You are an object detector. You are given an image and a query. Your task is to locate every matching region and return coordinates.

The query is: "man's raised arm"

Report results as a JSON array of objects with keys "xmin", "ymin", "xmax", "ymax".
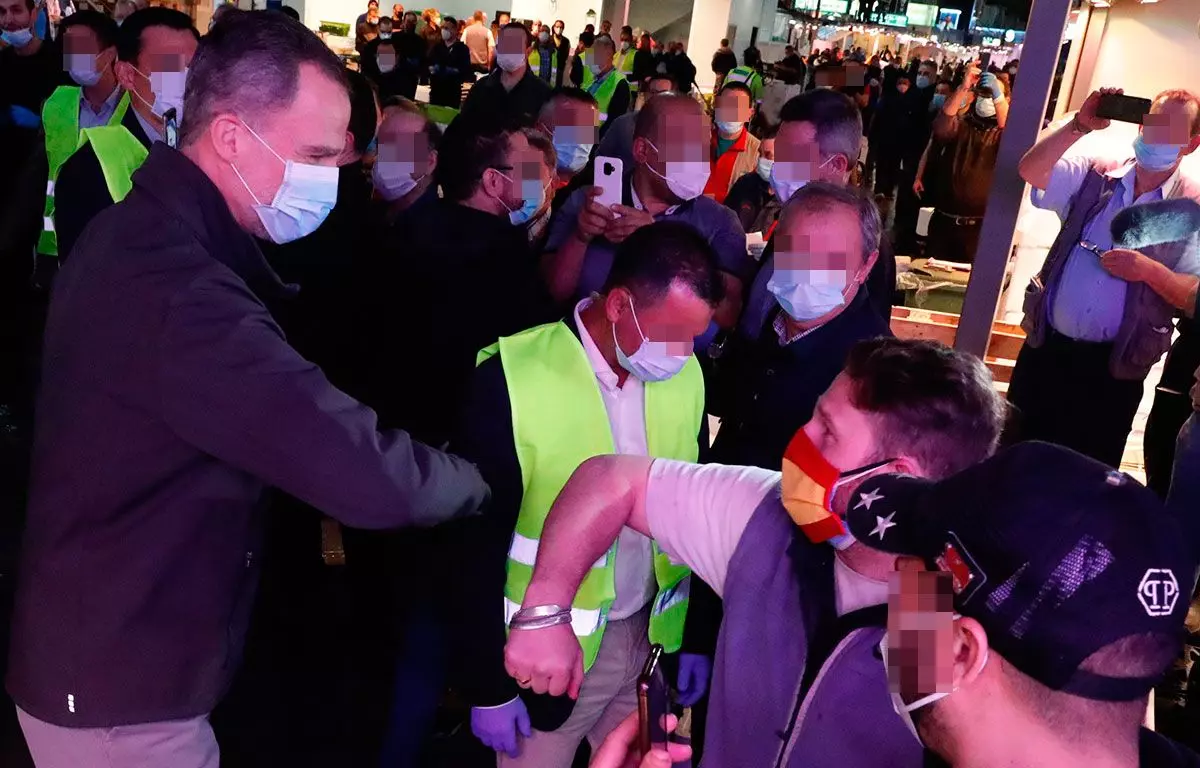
[{"xmin": 502, "ymin": 455, "xmax": 654, "ymax": 699}]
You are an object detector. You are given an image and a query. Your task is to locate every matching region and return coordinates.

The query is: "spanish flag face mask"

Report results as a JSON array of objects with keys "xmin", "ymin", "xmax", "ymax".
[{"xmin": 781, "ymin": 429, "xmax": 896, "ymax": 550}]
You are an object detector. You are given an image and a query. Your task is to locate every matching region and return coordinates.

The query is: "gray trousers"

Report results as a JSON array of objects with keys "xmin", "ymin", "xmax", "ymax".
[
  {"xmin": 17, "ymin": 707, "xmax": 219, "ymax": 768},
  {"xmin": 499, "ymin": 608, "xmax": 650, "ymax": 768}
]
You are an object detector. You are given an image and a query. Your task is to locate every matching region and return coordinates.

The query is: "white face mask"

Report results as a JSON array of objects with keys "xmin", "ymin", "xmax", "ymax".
[
  {"xmin": 66, "ymin": 52, "xmax": 107, "ymax": 87},
  {"xmin": 716, "ymin": 120, "xmax": 743, "ymax": 137},
  {"xmin": 372, "ymin": 159, "xmax": 422, "ymax": 201},
  {"xmin": 644, "ymin": 138, "xmax": 710, "ymax": 202},
  {"xmin": 767, "ymin": 266, "xmax": 854, "ymax": 321},
  {"xmin": 757, "ymin": 157, "xmax": 774, "ymax": 183},
  {"xmin": 974, "ymin": 98, "xmax": 996, "ymax": 118},
  {"xmin": 496, "ymin": 52, "xmax": 526, "ymax": 72},
  {"xmin": 131, "ymin": 65, "xmax": 188, "ymax": 122},
  {"xmin": 879, "ymin": 632, "xmax": 989, "ymax": 745},
  {"xmin": 441, "ymin": 28, "xmax": 454, "ymax": 41},
  {"xmin": 613, "ymin": 298, "xmax": 692, "ymax": 382},
  {"xmin": 231, "ymin": 120, "xmax": 340, "ymax": 244},
  {"xmin": 769, "ymin": 155, "xmax": 836, "ymax": 201}
]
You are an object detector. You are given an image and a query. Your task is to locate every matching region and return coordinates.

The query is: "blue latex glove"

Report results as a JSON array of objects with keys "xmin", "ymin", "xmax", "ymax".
[
  {"xmin": 471, "ymin": 698, "xmax": 532, "ymax": 759},
  {"xmin": 9, "ymin": 105, "xmax": 41, "ymax": 129},
  {"xmin": 676, "ymin": 653, "xmax": 712, "ymax": 708},
  {"xmin": 977, "ymin": 72, "xmax": 1001, "ymax": 99}
]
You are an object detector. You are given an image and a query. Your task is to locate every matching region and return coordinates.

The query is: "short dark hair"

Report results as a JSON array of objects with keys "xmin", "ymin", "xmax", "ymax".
[
  {"xmin": 435, "ymin": 115, "xmax": 522, "ymax": 201},
  {"xmin": 525, "ymin": 127, "xmax": 556, "ymax": 169},
  {"xmin": 279, "ymin": 5, "xmax": 300, "ymax": 20},
  {"xmin": 345, "ymin": 69, "xmax": 378, "ymax": 154},
  {"xmin": 779, "ymin": 89, "xmax": 862, "ymax": 165},
  {"xmin": 844, "ymin": 337, "xmax": 1005, "ymax": 480},
  {"xmin": 635, "ymin": 92, "xmax": 701, "ymax": 141},
  {"xmin": 603, "ymin": 221, "xmax": 725, "ymax": 309},
  {"xmin": 720, "ymin": 37, "xmax": 729, "ymax": 46},
  {"xmin": 182, "ymin": 10, "xmax": 347, "ymax": 147},
  {"xmin": 579, "ymin": 30, "xmax": 594, "ymax": 46},
  {"xmin": 116, "ymin": 7, "xmax": 198, "ymax": 63},
  {"xmin": 60, "ymin": 9, "xmax": 119, "ymax": 50},
  {"xmin": 621, "ymin": 25, "xmax": 632, "ymax": 36},
  {"xmin": 443, "ymin": 15, "xmax": 457, "ymax": 27},
  {"xmin": 500, "ymin": 20, "xmax": 530, "ymax": 46},
  {"xmin": 718, "ymin": 81, "xmax": 753, "ymax": 102},
  {"xmin": 647, "ymin": 73, "xmax": 677, "ymax": 91},
  {"xmin": 381, "ymin": 96, "xmax": 443, "ymax": 149}
]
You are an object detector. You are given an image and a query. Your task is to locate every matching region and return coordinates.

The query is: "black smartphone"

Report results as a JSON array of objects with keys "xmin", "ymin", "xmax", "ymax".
[
  {"xmin": 637, "ymin": 644, "xmax": 668, "ymax": 755},
  {"xmin": 977, "ymin": 52, "xmax": 991, "ymax": 72},
  {"xmin": 1096, "ymin": 93, "xmax": 1152, "ymax": 125}
]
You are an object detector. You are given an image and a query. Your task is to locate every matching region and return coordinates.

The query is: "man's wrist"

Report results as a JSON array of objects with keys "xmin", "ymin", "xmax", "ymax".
[{"xmin": 1071, "ymin": 114, "xmax": 1093, "ymax": 135}]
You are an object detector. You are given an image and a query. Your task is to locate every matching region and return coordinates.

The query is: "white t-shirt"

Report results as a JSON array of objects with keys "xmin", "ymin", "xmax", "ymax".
[{"xmin": 645, "ymin": 459, "xmax": 888, "ymax": 614}]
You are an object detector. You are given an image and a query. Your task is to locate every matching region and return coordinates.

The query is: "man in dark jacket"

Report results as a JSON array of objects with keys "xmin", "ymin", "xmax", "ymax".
[
  {"xmin": 54, "ymin": 7, "xmax": 200, "ymax": 261},
  {"xmin": 460, "ymin": 22, "xmax": 552, "ymax": 124},
  {"xmin": 8, "ymin": 13, "xmax": 488, "ymax": 766},
  {"xmin": 710, "ymin": 38, "xmax": 736, "ymax": 91},
  {"xmin": 428, "ymin": 15, "xmax": 471, "ymax": 107}
]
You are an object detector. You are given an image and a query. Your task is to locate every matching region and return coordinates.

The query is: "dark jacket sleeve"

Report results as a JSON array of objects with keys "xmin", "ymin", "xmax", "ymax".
[
  {"xmin": 444, "ymin": 356, "xmax": 524, "ymax": 707},
  {"xmin": 866, "ymin": 231, "xmax": 896, "ymax": 324},
  {"xmin": 156, "ymin": 263, "xmax": 489, "ymax": 530},
  {"xmin": 54, "ymin": 146, "xmax": 113, "ymax": 263},
  {"xmin": 607, "ymin": 81, "xmax": 630, "ymax": 125},
  {"xmin": 681, "ymin": 576, "xmax": 723, "ymax": 656},
  {"xmin": 455, "ymin": 43, "xmax": 473, "ymax": 83}
]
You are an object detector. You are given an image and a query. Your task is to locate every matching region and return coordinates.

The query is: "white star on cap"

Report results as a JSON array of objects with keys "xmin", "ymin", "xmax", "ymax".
[
  {"xmin": 870, "ymin": 512, "xmax": 897, "ymax": 540},
  {"xmin": 855, "ymin": 489, "xmax": 884, "ymax": 511}
]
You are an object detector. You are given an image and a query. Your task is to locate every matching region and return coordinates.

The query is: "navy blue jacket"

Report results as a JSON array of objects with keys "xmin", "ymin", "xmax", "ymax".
[{"xmin": 8, "ymin": 145, "xmax": 489, "ymax": 727}]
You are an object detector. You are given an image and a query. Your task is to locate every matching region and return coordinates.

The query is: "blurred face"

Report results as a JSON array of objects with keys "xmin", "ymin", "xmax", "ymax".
[
  {"xmin": 378, "ymin": 17, "xmax": 392, "ymax": 34},
  {"xmin": 759, "ymin": 136, "xmax": 775, "ymax": 161},
  {"xmin": 212, "ymin": 63, "xmax": 350, "ymax": 238},
  {"xmin": 0, "ymin": 0, "xmax": 32, "ymax": 33},
  {"xmin": 935, "ymin": 82, "xmax": 951, "ymax": 97},
  {"xmin": 553, "ymin": 22, "xmax": 563, "ymax": 35},
  {"xmin": 714, "ymin": 87, "xmax": 752, "ymax": 128},
  {"xmin": 479, "ymin": 132, "xmax": 543, "ymax": 214},
  {"xmin": 442, "ymin": 20, "xmax": 457, "ymax": 38},
  {"xmin": 63, "ymin": 24, "xmax": 116, "ymax": 80},
  {"xmin": 647, "ymin": 76, "xmax": 674, "ymax": 97},
  {"xmin": 632, "ymin": 102, "xmax": 709, "ymax": 199},
  {"xmin": 403, "ymin": 12, "xmax": 416, "ymax": 29},
  {"xmin": 497, "ymin": 26, "xmax": 527, "ymax": 55},
  {"xmin": 376, "ymin": 42, "xmax": 396, "ymax": 69},
  {"xmin": 377, "ymin": 108, "xmax": 436, "ymax": 178},
  {"xmin": 1141, "ymin": 99, "xmax": 1200, "ymax": 159},
  {"xmin": 593, "ymin": 41, "xmax": 614, "ymax": 69},
  {"xmin": 775, "ymin": 119, "xmax": 851, "ymax": 185},
  {"xmin": 918, "ymin": 64, "xmax": 936, "ymax": 81},
  {"xmin": 600, "ymin": 20, "xmax": 610, "ymax": 33},
  {"xmin": 896, "ymin": 78, "xmax": 910, "ymax": 94},
  {"xmin": 607, "ymin": 283, "xmax": 714, "ymax": 362},
  {"xmin": 542, "ymin": 98, "xmax": 598, "ymax": 137},
  {"xmin": 115, "ymin": 25, "xmax": 199, "ymax": 118}
]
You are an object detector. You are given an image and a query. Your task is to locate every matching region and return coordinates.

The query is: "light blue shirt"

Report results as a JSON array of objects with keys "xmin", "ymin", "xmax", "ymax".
[
  {"xmin": 132, "ymin": 108, "xmax": 164, "ymax": 145},
  {"xmin": 77, "ymin": 86, "xmax": 123, "ymax": 130},
  {"xmin": 1031, "ymin": 157, "xmax": 1181, "ymax": 342}
]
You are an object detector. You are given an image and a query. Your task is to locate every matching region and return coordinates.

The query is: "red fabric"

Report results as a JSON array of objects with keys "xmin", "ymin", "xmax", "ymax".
[{"xmin": 702, "ymin": 128, "xmax": 748, "ymax": 204}]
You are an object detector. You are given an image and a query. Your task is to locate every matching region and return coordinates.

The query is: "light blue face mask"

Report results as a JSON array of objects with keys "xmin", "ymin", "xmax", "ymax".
[
  {"xmin": 553, "ymin": 138, "xmax": 593, "ymax": 173},
  {"xmin": 613, "ymin": 298, "xmax": 691, "ymax": 382},
  {"xmin": 231, "ymin": 120, "xmax": 340, "ymax": 244},
  {"xmin": 974, "ymin": 98, "xmax": 996, "ymax": 119},
  {"xmin": 929, "ymin": 93, "xmax": 947, "ymax": 113},
  {"xmin": 1133, "ymin": 133, "xmax": 1183, "ymax": 172},
  {"xmin": 498, "ymin": 172, "xmax": 546, "ymax": 226},
  {"xmin": 915, "ymin": 75, "xmax": 931, "ymax": 90},
  {"xmin": 1, "ymin": 27, "xmax": 34, "ymax": 47},
  {"xmin": 716, "ymin": 120, "xmax": 744, "ymax": 136}
]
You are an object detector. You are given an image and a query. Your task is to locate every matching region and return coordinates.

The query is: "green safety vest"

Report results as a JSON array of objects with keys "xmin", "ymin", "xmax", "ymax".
[
  {"xmin": 724, "ymin": 65, "xmax": 764, "ymax": 103},
  {"xmin": 478, "ymin": 320, "xmax": 700, "ymax": 671},
  {"xmin": 615, "ymin": 46, "xmax": 637, "ymax": 91},
  {"xmin": 39, "ymin": 86, "xmax": 131, "ymax": 257},
  {"xmin": 421, "ymin": 102, "xmax": 459, "ymax": 132},
  {"xmin": 75, "ymin": 125, "xmax": 150, "ymax": 204},
  {"xmin": 581, "ymin": 67, "xmax": 623, "ymax": 125},
  {"xmin": 528, "ymin": 47, "xmax": 558, "ymax": 83}
]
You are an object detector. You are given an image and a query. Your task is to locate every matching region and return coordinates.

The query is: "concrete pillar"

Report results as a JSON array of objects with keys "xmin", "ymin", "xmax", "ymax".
[
  {"xmin": 688, "ymin": 0, "xmax": 734, "ymax": 91},
  {"xmin": 953, "ymin": 0, "xmax": 1075, "ymax": 356}
]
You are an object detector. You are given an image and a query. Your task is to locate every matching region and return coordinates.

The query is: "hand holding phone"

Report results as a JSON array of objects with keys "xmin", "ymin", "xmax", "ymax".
[
  {"xmin": 1077, "ymin": 87, "xmax": 1124, "ymax": 132},
  {"xmin": 637, "ymin": 645, "xmax": 669, "ymax": 755},
  {"xmin": 594, "ymin": 155, "xmax": 624, "ymax": 209},
  {"xmin": 1095, "ymin": 92, "xmax": 1152, "ymax": 125}
]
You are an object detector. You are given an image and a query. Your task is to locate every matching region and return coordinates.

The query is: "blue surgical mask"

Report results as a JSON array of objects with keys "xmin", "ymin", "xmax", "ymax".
[
  {"xmin": 498, "ymin": 172, "xmax": 546, "ymax": 226},
  {"xmin": 372, "ymin": 159, "xmax": 422, "ymax": 201},
  {"xmin": 232, "ymin": 120, "xmax": 340, "ymax": 244},
  {"xmin": 716, "ymin": 120, "xmax": 743, "ymax": 136},
  {"xmin": 915, "ymin": 75, "xmax": 931, "ymax": 90},
  {"xmin": 929, "ymin": 93, "xmax": 947, "ymax": 112},
  {"xmin": 66, "ymin": 52, "xmax": 104, "ymax": 87},
  {"xmin": 1, "ymin": 27, "xmax": 34, "ymax": 47},
  {"xmin": 554, "ymin": 138, "xmax": 593, "ymax": 173},
  {"xmin": 1133, "ymin": 133, "xmax": 1183, "ymax": 172},
  {"xmin": 613, "ymin": 298, "xmax": 691, "ymax": 382},
  {"xmin": 768, "ymin": 266, "xmax": 851, "ymax": 321}
]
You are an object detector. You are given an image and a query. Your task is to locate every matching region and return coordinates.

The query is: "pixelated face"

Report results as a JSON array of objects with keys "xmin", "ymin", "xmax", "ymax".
[
  {"xmin": 593, "ymin": 41, "xmax": 615, "ymax": 69},
  {"xmin": 714, "ymin": 87, "xmax": 751, "ymax": 126},
  {"xmin": 801, "ymin": 373, "xmax": 886, "ymax": 476},
  {"xmin": 887, "ymin": 569, "xmax": 958, "ymax": 704},
  {"xmin": 497, "ymin": 26, "xmax": 527, "ymax": 55},
  {"xmin": 377, "ymin": 109, "xmax": 434, "ymax": 175},
  {"xmin": 1142, "ymin": 99, "xmax": 1198, "ymax": 148},
  {"xmin": 610, "ymin": 283, "xmax": 713, "ymax": 360},
  {"xmin": 774, "ymin": 205, "xmax": 868, "ymax": 282},
  {"xmin": 546, "ymin": 99, "xmax": 598, "ymax": 142},
  {"xmin": 760, "ymin": 136, "xmax": 775, "ymax": 161},
  {"xmin": 63, "ymin": 23, "xmax": 104, "ymax": 54},
  {"xmin": 774, "ymin": 120, "xmax": 845, "ymax": 184},
  {"xmin": 647, "ymin": 77, "xmax": 674, "ymax": 97}
]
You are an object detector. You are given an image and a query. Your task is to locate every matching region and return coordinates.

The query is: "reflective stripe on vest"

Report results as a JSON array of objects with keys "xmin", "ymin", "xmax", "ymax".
[
  {"xmin": 528, "ymin": 47, "xmax": 558, "ymax": 83},
  {"xmin": 39, "ymin": 87, "xmax": 131, "ymax": 257},
  {"xmin": 75, "ymin": 125, "xmax": 150, "ymax": 204},
  {"xmin": 478, "ymin": 320, "xmax": 702, "ymax": 671},
  {"xmin": 583, "ymin": 69, "xmax": 622, "ymax": 125}
]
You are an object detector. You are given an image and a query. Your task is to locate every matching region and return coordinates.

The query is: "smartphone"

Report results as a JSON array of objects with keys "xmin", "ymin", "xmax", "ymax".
[
  {"xmin": 594, "ymin": 155, "xmax": 624, "ymax": 209},
  {"xmin": 164, "ymin": 108, "xmax": 179, "ymax": 149},
  {"xmin": 1096, "ymin": 93, "xmax": 1152, "ymax": 125},
  {"xmin": 637, "ymin": 644, "xmax": 668, "ymax": 755},
  {"xmin": 977, "ymin": 52, "xmax": 991, "ymax": 72}
]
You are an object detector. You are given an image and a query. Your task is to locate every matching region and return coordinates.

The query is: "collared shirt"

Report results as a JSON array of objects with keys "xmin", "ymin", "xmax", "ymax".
[
  {"xmin": 132, "ymin": 108, "xmax": 164, "ymax": 145},
  {"xmin": 77, "ymin": 85, "xmax": 123, "ymax": 130},
  {"xmin": 573, "ymin": 298, "xmax": 656, "ymax": 620},
  {"xmin": 772, "ymin": 309, "xmax": 821, "ymax": 346},
  {"xmin": 1033, "ymin": 157, "xmax": 1188, "ymax": 342}
]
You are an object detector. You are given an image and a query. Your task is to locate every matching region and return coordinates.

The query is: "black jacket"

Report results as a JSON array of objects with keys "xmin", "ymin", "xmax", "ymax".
[
  {"xmin": 361, "ymin": 32, "xmax": 425, "ymax": 100},
  {"xmin": 460, "ymin": 66, "xmax": 553, "ymax": 123},
  {"xmin": 7, "ymin": 145, "xmax": 488, "ymax": 727},
  {"xmin": 428, "ymin": 40, "xmax": 472, "ymax": 107},
  {"xmin": 356, "ymin": 198, "xmax": 557, "ymax": 449},
  {"xmin": 54, "ymin": 106, "xmax": 154, "ymax": 262},
  {"xmin": 711, "ymin": 48, "xmax": 737, "ymax": 76},
  {"xmin": 724, "ymin": 172, "xmax": 779, "ymax": 235},
  {"xmin": 709, "ymin": 287, "xmax": 893, "ymax": 469}
]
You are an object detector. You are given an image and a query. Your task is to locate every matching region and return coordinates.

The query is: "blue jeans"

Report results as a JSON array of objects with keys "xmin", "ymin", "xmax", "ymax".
[{"xmin": 379, "ymin": 608, "xmax": 446, "ymax": 767}]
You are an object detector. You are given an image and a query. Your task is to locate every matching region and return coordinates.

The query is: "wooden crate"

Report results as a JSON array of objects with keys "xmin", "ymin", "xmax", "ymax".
[{"xmin": 889, "ymin": 307, "xmax": 1025, "ymax": 385}]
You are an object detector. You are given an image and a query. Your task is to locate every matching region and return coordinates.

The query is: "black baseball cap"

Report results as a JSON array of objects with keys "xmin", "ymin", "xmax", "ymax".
[{"xmin": 846, "ymin": 441, "xmax": 1192, "ymax": 702}]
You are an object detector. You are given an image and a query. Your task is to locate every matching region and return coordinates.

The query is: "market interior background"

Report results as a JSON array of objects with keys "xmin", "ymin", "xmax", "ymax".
[{"xmin": 5, "ymin": 0, "xmax": 1200, "ymax": 765}]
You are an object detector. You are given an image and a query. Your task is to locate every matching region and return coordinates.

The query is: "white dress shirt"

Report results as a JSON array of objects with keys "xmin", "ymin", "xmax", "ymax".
[{"xmin": 573, "ymin": 298, "xmax": 657, "ymax": 620}]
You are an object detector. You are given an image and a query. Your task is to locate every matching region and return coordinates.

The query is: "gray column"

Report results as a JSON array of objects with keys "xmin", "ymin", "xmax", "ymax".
[{"xmin": 953, "ymin": 0, "xmax": 1075, "ymax": 356}]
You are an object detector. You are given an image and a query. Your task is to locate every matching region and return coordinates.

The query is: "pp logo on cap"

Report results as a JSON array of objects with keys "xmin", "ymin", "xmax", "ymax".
[{"xmin": 1138, "ymin": 569, "xmax": 1180, "ymax": 617}]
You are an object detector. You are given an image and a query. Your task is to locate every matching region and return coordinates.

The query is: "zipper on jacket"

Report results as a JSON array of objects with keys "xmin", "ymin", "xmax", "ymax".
[{"xmin": 773, "ymin": 629, "xmax": 865, "ymax": 768}]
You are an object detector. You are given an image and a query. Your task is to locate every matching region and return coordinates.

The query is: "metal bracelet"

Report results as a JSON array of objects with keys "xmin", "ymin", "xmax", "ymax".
[
  {"xmin": 511, "ymin": 604, "xmax": 570, "ymax": 621},
  {"xmin": 510, "ymin": 611, "xmax": 574, "ymax": 631}
]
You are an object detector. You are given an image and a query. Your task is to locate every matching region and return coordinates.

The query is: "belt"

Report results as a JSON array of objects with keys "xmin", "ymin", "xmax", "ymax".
[{"xmin": 935, "ymin": 210, "xmax": 984, "ymax": 226}]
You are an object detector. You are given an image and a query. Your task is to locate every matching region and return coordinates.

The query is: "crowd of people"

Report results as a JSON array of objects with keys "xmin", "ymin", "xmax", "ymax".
[{"xmin": 2, "ymin": 3, "xmax": 1200, "ymax": 768}]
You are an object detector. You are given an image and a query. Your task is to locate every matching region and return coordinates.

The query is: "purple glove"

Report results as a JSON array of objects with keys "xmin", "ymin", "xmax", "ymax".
[
  {"xmin": 471, "ymin": 698, "xmax": 532, "ymax": 758},
  {"xmin": 676, "ymin": 653, "xmax": 712, "ymax": 707}
]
